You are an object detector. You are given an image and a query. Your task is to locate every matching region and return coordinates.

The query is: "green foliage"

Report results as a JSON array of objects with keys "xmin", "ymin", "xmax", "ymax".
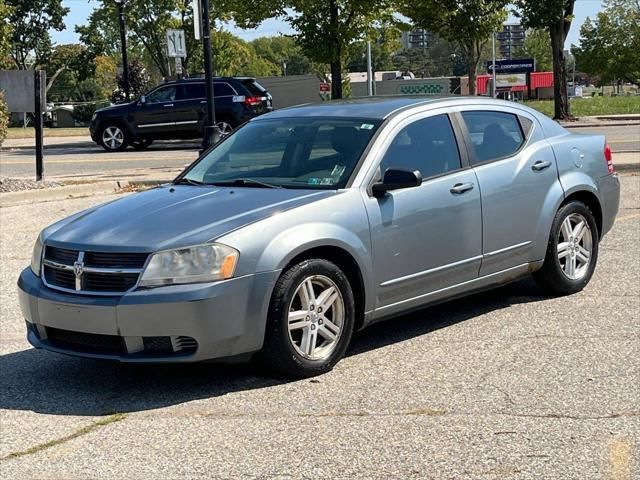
[
  {"xmin": 347, "ymin": 27, "xmax": 401, "ymax": 73},
  {"xmin": 399, "ymin": 0, "xmax": 508, "ymax": 94},
  {"xmin": 0, "ymin": 0, "xmax": 13, "ymax": 61},
  {"xmin": 513, "ymin": 29, "xmax": 552, "ymax": 71},
  {"xmin": 525, "ymin": 95, "xmax": 640, "ymax": 117},
  {"xmin": 572, "ymin": 0, "xmax": 640, "ymax": 86},
  {"xmin": 45, "ymin": 44, "xmax": 93, "ymax": 98},
  {"xmin": 71, "ymin": 101, "xmax": 110, "ymax": 124},
  {"xmin": 286, "ymin": 0, "xmax": 399, "ymax": 98},
  {"xmin": 0, "ymin": 90, "xmax": 9, "ymax": 147},
  {"xmin": 113, "ymin": 59, "xmax": 150, "ymax": 102},
  {"xmin": 513, "ymin": 0, "xmax": 576, "ymax": 119},
  {"xmin": 6, "ymin": 0, "xmax": 69, "ymax": 69},
  {"xmin": 251, "ymin": 36, "xmax": 311, "ymax": 75}
]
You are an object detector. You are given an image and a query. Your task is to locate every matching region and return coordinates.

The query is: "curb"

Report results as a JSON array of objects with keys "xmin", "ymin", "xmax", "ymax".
[
  {"xmin": 561, "ymin": 121, "xmax": 640, "ymax": 129},
  {"xmin": 1, "ymin": 142, "xmax": 94, "ymax": 151},
  {"xmin": 0, "ymin": 181, "xmax": 123, "ymax": 207}
]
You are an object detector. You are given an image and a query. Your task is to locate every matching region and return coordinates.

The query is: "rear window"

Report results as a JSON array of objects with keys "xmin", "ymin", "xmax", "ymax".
[
  {"xmin": 241, "ymin": 79, "xmax": 267, "ymax": 96},
  {"xmin": 213, "ymin": 82, "xmax": 236, "ymax": 97},
  {"xmin": 461, "ymin": 111, "xmax": 525, "ymax": 164}
]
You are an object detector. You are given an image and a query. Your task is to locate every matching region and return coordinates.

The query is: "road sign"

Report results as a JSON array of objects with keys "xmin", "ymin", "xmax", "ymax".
[
  {"xmin": 319, "ymin": 82, "xmax": 330, "ymax": 93},
  {"xmin": 166, "ymin": 29, "xmax": 187, "ymax": 58},
  {"xmin": 487, "ymin": 58, "xmax": 535, "ymax": 74}
]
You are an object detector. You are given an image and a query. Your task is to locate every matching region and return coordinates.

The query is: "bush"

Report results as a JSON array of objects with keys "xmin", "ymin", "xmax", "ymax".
[
  {"xmin": 0, "ymin": 90, "xmax": 9, "ymax": 147},
  {"xmin": 71, "ymin": 101, "xmax": 109, "ymax": 125}
]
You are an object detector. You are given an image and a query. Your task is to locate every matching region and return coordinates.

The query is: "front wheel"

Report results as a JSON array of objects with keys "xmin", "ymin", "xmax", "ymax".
[
  {"xmin": 261, "ymin": 259, "xmax": 355, "ymax": 378},
  {"xmin": 99, "ymin": 124, "xmax": 129, "ymax": 152},
  {"xmin": 533, "ymin": 200, "xmax": 599, "ymax": 295}
]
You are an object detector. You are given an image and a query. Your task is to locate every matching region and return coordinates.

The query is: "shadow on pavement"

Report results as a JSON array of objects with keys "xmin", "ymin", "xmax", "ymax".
[{"xmin": 0, "ymin": 278, "xmax": 549, "ymax": 417}]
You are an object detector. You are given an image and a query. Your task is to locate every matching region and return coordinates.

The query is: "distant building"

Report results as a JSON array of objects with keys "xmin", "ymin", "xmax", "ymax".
[
  {"xmin": 497, "ymin": 24, "xmax": 526, "ymax": 59},
  {"xmin": 400, "ymin": 29, "xmax": 435, "ymax": 50}
]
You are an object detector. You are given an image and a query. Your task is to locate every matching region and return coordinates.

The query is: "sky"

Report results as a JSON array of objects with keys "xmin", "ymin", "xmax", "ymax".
[{"xmin": 52, "ymin": 0, "xmax": 605, "ymax": 48}]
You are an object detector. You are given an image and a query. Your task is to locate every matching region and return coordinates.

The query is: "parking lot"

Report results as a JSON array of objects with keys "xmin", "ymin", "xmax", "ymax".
[{"xmin": 0, "ymin": 171, "xmax": 637, "ymax": 478}]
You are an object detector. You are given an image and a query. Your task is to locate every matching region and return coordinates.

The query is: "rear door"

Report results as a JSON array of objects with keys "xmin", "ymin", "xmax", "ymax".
[{"xmin": 457, "ymin": 108, "xmax": 561, "ymax": 275}]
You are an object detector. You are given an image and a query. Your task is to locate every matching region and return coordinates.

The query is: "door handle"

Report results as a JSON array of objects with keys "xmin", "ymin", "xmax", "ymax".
[
  {"xmin": 532, "ymin": 160, "xmax": 552, "ymax": 171},
  {"xmin": 163, "ymin": 103, "xmax": 174, "ymax": 107},
  {"xmin": 200, "ymin": 100, "xmax": 207, "ymax": 104},
  {"xmin": 450, "ymin": 182, "xmax": 474, "ymax": 194}
]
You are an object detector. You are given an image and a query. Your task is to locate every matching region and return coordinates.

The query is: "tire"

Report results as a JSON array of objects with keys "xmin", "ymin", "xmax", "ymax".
[
  {"xmin": 99, "ymin": 123, "xmax": 129, "ymax": 152},
  {"xmin": 533, "ymin": 200, "xmax": 599, "ymax": 295},
  {"xmin": 131, "ymin": 138, "xmax": 153, "ymax": 150},
  {"xmin": 261, "ymin": 259, "xmax": 355, "ymax": 378},
  {"xmin": 216, "ymin": 120, "xmax": 234, "ymax": 138}
]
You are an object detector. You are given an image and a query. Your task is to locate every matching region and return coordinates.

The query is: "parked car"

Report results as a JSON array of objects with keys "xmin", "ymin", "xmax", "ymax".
[
  {"xmin": 20, "ymin": 97, "xmax": 620, "ymax": 377},
  {"xmin": 89, "ymin": 77, "xmax": 272, "ymax": 151}
]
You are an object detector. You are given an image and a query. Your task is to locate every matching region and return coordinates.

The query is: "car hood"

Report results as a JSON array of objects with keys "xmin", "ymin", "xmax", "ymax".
[
  {"xmin": 44, "ymin": 185, "xmax": 336, "ymax": 252},
  {"xmin": 95, "ymin": 102, "xmax": 133, "ymax": 114}
]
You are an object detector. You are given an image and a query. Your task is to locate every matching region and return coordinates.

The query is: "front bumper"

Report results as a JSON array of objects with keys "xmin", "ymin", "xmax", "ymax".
[{"xmin": 18, "ymin": 268, "xmax": 280, "ymax": 363}]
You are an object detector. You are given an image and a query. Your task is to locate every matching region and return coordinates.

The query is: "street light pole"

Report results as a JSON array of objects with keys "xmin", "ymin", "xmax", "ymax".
[
  {"xmin": 200, "ymin": 0, "xmax": 219, "ymax": 150},
  {"xmin": 115, "ymin": 0, "xmax": 130, "ymax": 101},
  {"xmin": 491, "ymin": 31, "xmax": 497, "ymax": 98}
]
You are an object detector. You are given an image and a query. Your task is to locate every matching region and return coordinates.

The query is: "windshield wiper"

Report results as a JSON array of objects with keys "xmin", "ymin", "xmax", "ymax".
[
  {"xmin": 212, "ymin": 178, "xmax": 282, "ymax": 189},
  {"xmin": 173, "ymin": 178, "xmax": 206, "ymax": 186}
]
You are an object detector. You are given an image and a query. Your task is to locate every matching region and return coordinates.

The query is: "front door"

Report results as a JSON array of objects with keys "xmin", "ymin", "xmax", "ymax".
[
  {"xmin": 134, "ymin": 84, "xmax": 180, "ymax": 136},
  {"xmin": 363, "ymin": 112, "xmax": 483, "ymax": 314}
]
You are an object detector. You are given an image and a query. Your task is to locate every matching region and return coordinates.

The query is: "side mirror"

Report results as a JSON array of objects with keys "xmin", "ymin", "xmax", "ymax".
[
  {"xmin": 372, "ymin": 168, "xmax": 422, "ymax": 198},
  {"xmin": 139, "ymin": 95, "xmax": 147, "ymax": 105}
]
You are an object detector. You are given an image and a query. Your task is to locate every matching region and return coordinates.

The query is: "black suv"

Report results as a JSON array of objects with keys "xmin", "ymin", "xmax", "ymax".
[{"xmin": 90, "ymin": 77, "xmax": 273, "ymax": 151}]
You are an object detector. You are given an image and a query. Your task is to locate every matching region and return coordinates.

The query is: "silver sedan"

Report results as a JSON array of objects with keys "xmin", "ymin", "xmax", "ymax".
[{"xmin": 18, "ymin": 97, "xmax": 620, "ymax": 377}]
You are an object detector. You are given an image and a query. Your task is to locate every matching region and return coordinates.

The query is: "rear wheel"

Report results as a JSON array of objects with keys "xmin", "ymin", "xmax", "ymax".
[
  {"xmin": 99, "ymin": 124, "xmax": 129, "ymax": 152},
  {"xmin": 533, "ymin": 201, "xmax": 599, "ymax": 295},
  {"xmin": 261, "ymin": 259, "xmax": 355, "ymax": 378},
  {"xmin": 216, "ymin": 121, "xmax": 234, "ymax": 138}
]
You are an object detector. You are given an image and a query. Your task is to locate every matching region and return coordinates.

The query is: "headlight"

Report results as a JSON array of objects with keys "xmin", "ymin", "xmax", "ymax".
[
  {"xmin": 139, "ymin": 243, "xmax": 239, "ymax": 287},
  {"xmin": 30, "ymin": 234, "xmax": 44, "ymax": 277}
]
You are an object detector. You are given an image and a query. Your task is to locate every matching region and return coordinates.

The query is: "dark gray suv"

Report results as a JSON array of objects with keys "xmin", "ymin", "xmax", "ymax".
[{"xmin": 89, "ymin": 77, "xmax": 273, "ymax": 151}]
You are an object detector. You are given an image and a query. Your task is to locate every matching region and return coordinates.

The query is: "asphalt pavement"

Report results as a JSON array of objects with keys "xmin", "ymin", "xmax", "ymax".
[
  {"xmin": 0, "ymin": 174, "xmax": 638, "ymax": 479},
  {"xmin": 1, "ymin": 123, "xmax": 638, "ymax": 179}
]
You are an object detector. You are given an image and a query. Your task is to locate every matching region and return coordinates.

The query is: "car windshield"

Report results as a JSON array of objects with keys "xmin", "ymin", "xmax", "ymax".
[{"xmin": 181, "ymin": 117, "xmax": 381, "ymax": 189}]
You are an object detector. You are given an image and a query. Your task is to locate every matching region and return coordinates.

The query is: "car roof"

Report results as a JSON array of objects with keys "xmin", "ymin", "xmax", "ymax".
[
  {"xmin": 168, "ymin": 77, "xmax": 253, "ymax": 84},
  {"xmin": 259, "ymin": 95, "xmax": 542, "ymax": 121}
]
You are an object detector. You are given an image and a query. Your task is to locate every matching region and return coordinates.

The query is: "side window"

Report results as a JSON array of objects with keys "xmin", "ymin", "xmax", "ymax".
[
  {"xmin": 214, "ymin": 83, "xmax": 235, "ymax": 97},
  {"xmin": 381, "ymin": 114, "xmax": 462, "ymax": 179},
  {"xmin": 180, "ymin": 83, "xmax": 205, "ymax": 100},
  {"xmin": 461, "ymin": 111, "xmax": 525, "ymax": 164},
  {"xmin": 146, "ymin": 86, "xmax": 177, "ymax": 104}
]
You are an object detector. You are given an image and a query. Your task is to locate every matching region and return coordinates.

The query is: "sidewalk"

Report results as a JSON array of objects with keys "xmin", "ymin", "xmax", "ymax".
[{"xmin": 2, "ymin": 136, "xmax": 93, "ymax": 149}]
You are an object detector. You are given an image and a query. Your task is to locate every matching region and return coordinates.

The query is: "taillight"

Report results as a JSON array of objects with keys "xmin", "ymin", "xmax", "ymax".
[
  {"xmin": 244, "ymin": 96, "xmax": 262, "ymax": 107},
  {"xmin": 604, "ymin": 143, "xmax": 614, "ymax": 173}
]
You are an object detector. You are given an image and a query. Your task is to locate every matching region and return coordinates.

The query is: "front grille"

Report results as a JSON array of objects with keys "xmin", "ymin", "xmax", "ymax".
[
  {"xmin": 46, "ymin": 327, "xmax": 126, "ymax": 354},
  {"xmin": 84, "ymin": 272, "xmax": 140, "ymax": 292},
  {"xmin": 43, "ymin": 246, "xmax": 148, "ymax": 295},
  {"xmin": 84, "ymin": 251, "xmax": 148, "ymax": 269},
  {"xmin": 44, "ymin": 267, "xmax": 76, "ymax": 290}
]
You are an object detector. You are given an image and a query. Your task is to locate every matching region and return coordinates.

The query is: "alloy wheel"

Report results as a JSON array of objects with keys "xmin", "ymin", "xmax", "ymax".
[
  {"xmin": 287, "ymin": 275, "xmax": 345, "ymax": 360},
  {"xmin": 102, "ymin": 126, "xmax": 124, "ymax": 150},
  {"xmin": 557, "ymin": 212, "xmax": 593, "ymax": 280},
  {"xmin": 216, "ymin": 122, "xmax": 234, "ymax": 138}
]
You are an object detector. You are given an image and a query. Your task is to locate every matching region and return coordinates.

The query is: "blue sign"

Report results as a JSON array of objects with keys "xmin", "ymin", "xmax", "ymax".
[{"xmin": 487, "ymin": 58, "xmax": 535, "ymax": 74}]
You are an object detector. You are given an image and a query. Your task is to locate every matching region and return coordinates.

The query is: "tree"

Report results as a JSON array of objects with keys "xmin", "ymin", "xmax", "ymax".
[
  {"xmin": 0, "ymin": 0, "xmax": 12, "ymax": 62},
  {"xmin": 513, "ymin": 29, "xmax": 552, "ymax": 71},
  {"xmin": 572, "ymin": 0, "xmax": 640, "ymax": 87},
  {"xmin": 113, "ymin": 59, "xmax": 150, "ymax": 102},
  {"xmin": 286, "ymin": 0, "xmax": 398, "ymax": 99},
  {"xmin": 45, "ymin": 44, "xmax": 91, "ymax": 95},
  {"xmin": 348, "ymin": 27, "xmax": 401, "ymax": 73},
  {"xmin": 6, "ymin": 0, "xmax": 69, "ymax": 69},
  {"xmin": 514, "ymin": 0, "xmax": 576, "ymax": 119},
  {"xmin": 251, "ymin": 36, "xmax": 312, "ymax": 75},
  {"xmin": 400, "ymin": 0, "xmax": 508, "ymax": 95}
]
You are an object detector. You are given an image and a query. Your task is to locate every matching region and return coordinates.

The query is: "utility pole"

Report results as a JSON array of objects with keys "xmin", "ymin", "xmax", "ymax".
[
  {"xmin": 366, "ymin": 41, "xmax": 373, "ymax": 96},
  {"xmin": 200, "ymin": 0, "xmax": 219, "ymax": 150},
  {"xmin": 115, "ymin": 0, "xmax": 130, "ymax": 101},
  {"xmin": 491, "ymin": 31, "xmax": 497, "ymax": 98}
]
